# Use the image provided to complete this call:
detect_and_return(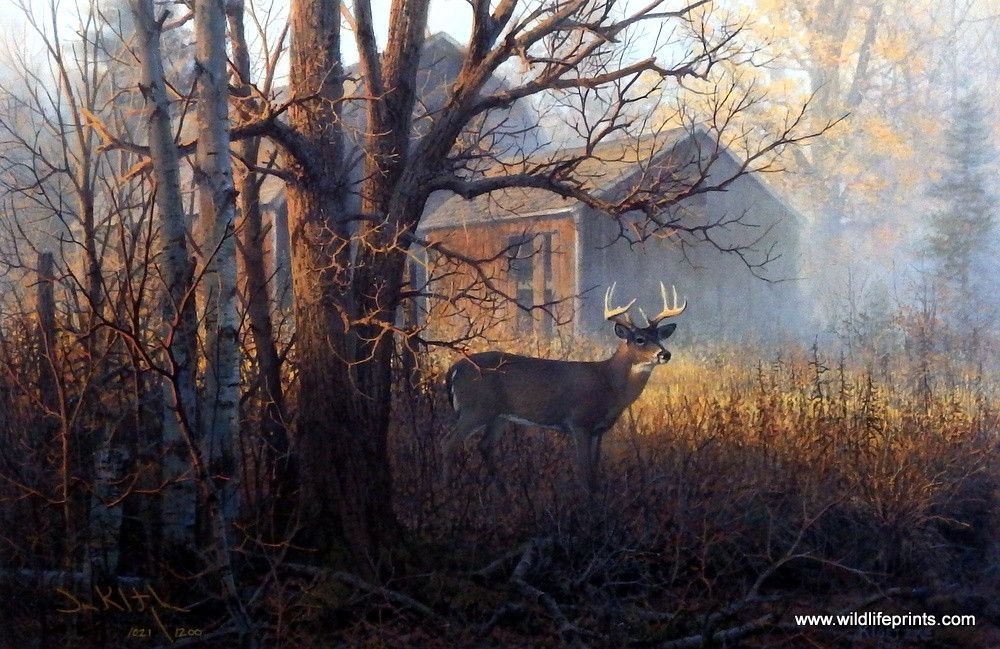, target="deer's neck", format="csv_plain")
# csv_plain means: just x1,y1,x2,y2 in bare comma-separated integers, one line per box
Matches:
604,343,654,409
